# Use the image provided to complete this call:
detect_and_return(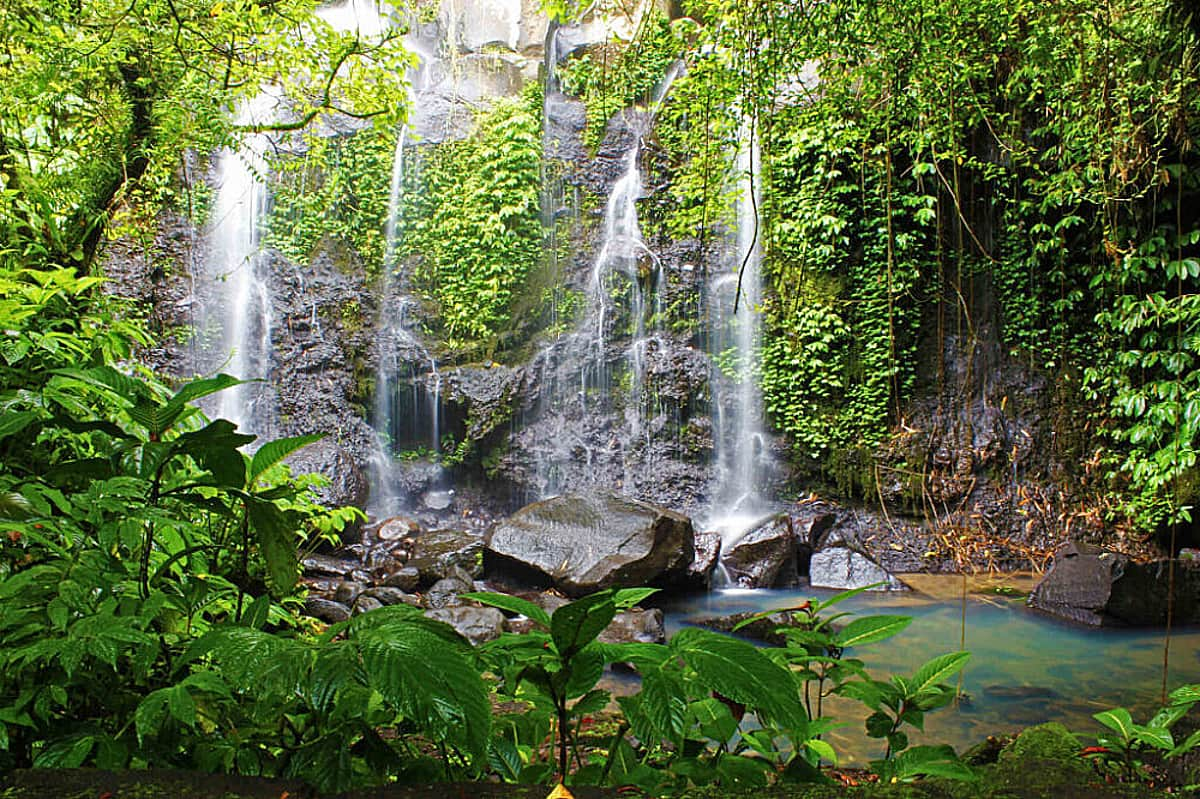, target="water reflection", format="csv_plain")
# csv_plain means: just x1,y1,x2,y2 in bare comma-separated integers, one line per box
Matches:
662,576,1200,763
